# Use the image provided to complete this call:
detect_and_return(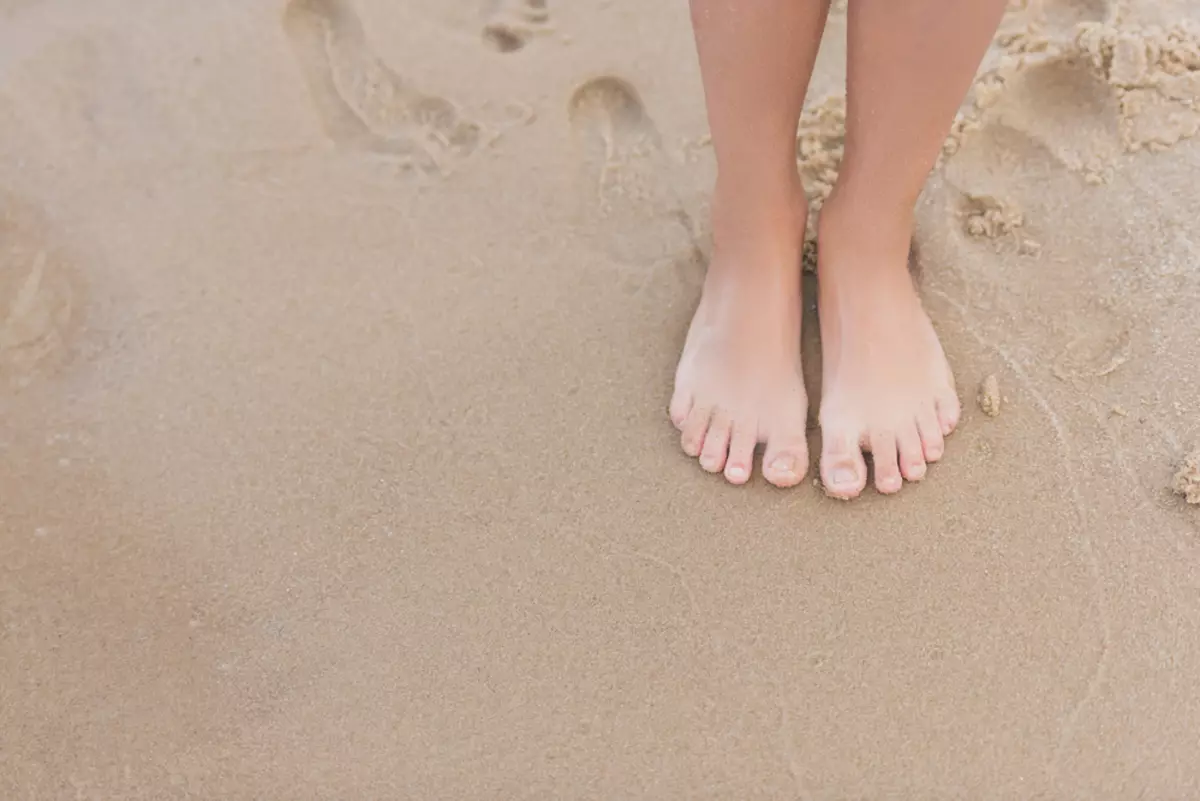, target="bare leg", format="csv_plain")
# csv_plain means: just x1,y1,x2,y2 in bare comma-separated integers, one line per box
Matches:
673,0,830,486
816,0,1006,498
